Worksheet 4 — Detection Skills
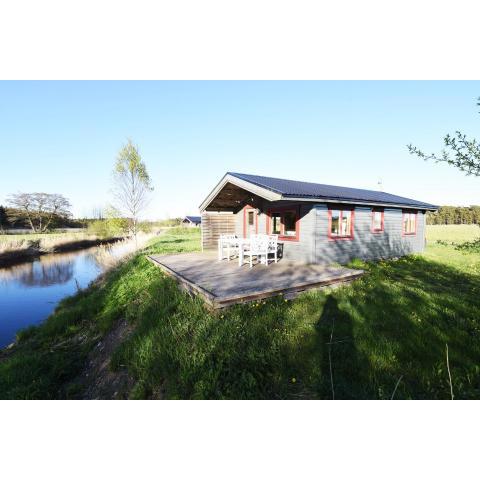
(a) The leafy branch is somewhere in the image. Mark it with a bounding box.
[407,97,480,177]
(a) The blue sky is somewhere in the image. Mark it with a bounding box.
[0,81,479,219]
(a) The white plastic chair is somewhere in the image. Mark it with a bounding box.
[218,234,238,261]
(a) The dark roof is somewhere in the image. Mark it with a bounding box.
[228,172,437,210]
[184,216,201,223]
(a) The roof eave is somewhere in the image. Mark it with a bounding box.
[199,173,282,211]
[282,196,437,211]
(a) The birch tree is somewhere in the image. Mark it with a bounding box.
[112,140,153,243]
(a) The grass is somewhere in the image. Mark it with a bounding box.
[1,225,479,399]
[426,224,480,243]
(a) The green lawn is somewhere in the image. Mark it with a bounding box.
[426,224,480,244]
[1,225,479,399]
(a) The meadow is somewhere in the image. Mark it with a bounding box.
[425,224,480,243]
[0,225,479,399]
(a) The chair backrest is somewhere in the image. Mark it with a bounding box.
[220,234,237,240]
[250,234,268,253]
[267,234,278,251]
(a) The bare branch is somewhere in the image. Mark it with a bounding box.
[6,193,72,232]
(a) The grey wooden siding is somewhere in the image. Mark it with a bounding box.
[232,201,426,264]
[201,212,235,250]
[312,205,425,264]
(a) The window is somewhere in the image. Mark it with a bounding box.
[267,207,299,241]
[403,212,416,235]
[248,211,254,226]
[271,213,281,234]
[329,208,354,239]
[371,210,384,233]
[283,211,296,237]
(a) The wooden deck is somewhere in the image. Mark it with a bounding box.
[147,252,364,309]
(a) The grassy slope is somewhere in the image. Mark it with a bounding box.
[1,226,479,399]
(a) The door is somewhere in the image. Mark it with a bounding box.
[244,207,258,237]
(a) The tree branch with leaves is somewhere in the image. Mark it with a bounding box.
[407,97,480,177]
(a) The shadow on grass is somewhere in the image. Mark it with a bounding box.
[109,253,480,399]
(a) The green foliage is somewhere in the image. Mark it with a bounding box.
[115,140,153,188]
[156,218,183,227]
[86,216,129,238]
[426,206,480,225]
[1,227,480,399]
[408,97,480,176]
[0,205,9,230]
[455,238,480,254]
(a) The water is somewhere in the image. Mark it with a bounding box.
[0,247,109,349]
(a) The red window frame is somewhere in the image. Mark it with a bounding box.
[328,207,355,240]
[266,206,300,242]
[402,211,417,236]
[371,209,385,234]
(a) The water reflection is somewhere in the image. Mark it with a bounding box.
[0,249,101,287]
[0,247,108,348]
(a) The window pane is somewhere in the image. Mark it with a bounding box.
[283,211,296,236]
[409,214,415,233]
[373,211,382,230]
[404,213,415,234]
[248,211,254,226]
[331,210,340,235]
[340,210,351,236]
[271,214,281,234]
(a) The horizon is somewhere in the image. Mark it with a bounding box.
[1,80,479,220]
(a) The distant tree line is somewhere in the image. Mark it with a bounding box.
[426,206,480,225]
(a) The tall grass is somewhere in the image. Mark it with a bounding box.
[0,232,100,254]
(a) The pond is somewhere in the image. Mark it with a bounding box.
[0,246,114,349]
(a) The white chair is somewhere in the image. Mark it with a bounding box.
[266,234,279,264]
[240,235,269,268]
[218,234,238,261]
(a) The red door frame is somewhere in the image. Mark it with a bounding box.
[243,205,258,238]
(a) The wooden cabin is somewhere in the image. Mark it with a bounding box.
[199,172,438,264]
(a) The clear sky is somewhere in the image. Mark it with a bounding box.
[1,81,479,219]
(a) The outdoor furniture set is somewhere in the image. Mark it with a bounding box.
[217,234,279,268]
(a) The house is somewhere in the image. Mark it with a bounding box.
[199,172,438,264]
[182,216,201,227]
